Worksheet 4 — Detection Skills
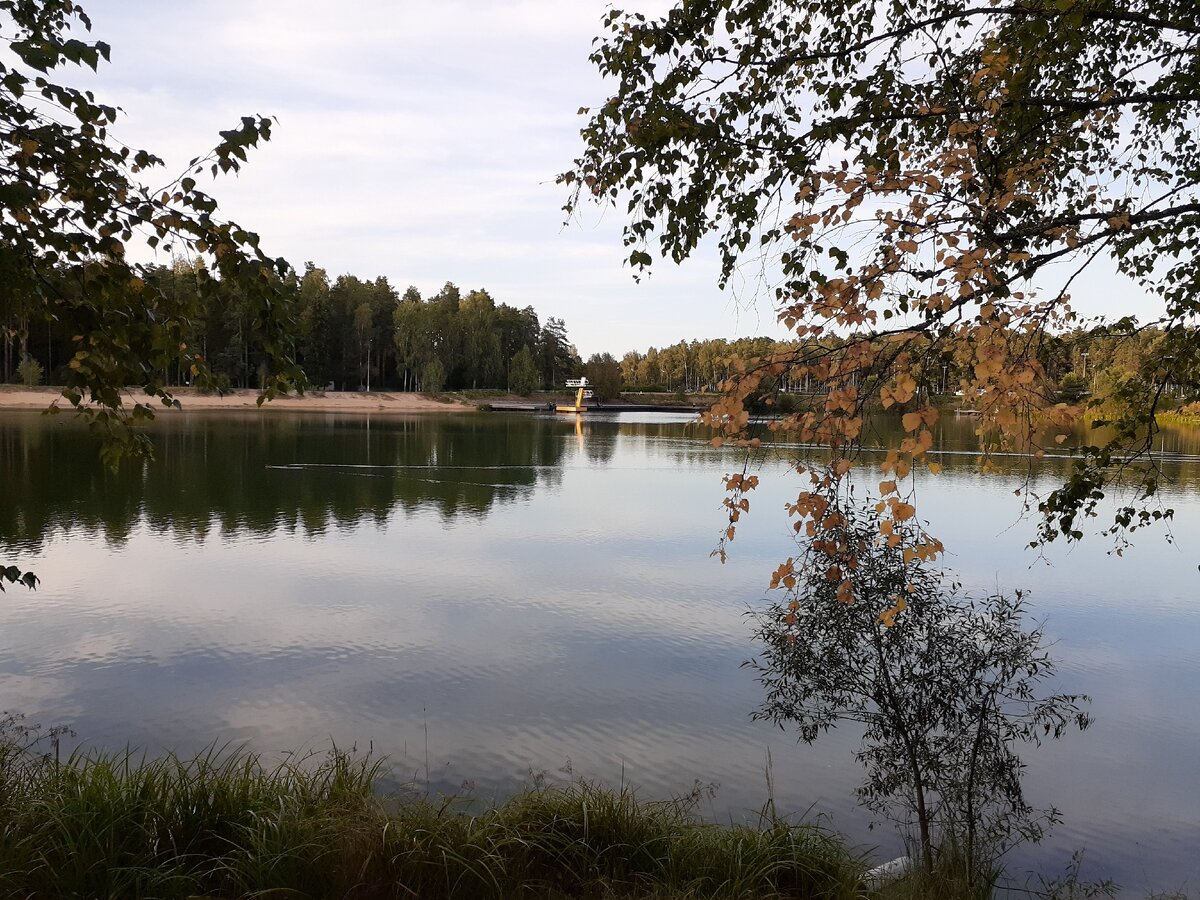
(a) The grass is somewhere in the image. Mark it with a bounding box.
[1,722,1180,899]
[0,724,866,899]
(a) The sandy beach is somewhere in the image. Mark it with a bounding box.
[0,386,476,414]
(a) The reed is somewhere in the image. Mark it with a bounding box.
[0,730,863,899]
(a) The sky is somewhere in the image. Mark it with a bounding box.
[71,0,1159,359]
[65,0,784,359]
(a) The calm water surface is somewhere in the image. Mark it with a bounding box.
[0,409,1197,893]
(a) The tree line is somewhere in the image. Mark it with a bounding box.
[5,253,1183,407]
[0,257,587,395]
[615,325,1196,404]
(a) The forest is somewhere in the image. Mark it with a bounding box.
[616,326,1190,404]
[0,257,584,395]
[2,253,1185,408]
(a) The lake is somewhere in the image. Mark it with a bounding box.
[0,408,1196,893]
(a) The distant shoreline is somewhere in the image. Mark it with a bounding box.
[0,386,475,414]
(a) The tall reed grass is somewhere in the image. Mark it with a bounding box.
[0,725,865,899]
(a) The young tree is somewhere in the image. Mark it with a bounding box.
[0,0,302,588]
[428,282,464,385]
[296,264,335,387]
[508,345,540,395]
[565,0,1199,560]
[460,289,502,389]
[393,286,425,392]
[16,353,41,387]
[420,357,446,394]
[749,497,1090,883]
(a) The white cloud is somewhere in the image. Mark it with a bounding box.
[63,0,790,357]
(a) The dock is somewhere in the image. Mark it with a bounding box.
[482,400,704,414]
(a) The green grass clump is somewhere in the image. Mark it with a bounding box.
[0,723,864,899]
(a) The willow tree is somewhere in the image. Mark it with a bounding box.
[0,0,302,588]
[564,0,1199,592]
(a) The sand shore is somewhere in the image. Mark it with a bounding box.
[0,386,476,414]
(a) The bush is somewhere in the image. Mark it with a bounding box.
[1057,372,1087,402]
[420,358,446,393]
[16,354,42,387]
[624,383,667,393]
[773,392,803,414]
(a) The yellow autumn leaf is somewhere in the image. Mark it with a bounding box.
[878,596,908,627]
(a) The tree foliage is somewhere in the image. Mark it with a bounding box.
[0,0,308,588]
[584,352,623,401]
[392,284,580,393]
[420,356,446,394]
[750,498,1090,882]
[565,0,1200,562]
[508,345,540,395]
[16,353,41,386]
[0,0,303,450]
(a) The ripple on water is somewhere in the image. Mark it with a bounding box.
[2,412,1200,894]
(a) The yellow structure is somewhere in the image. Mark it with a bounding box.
[556,377,593,413]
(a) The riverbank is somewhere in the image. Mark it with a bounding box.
[0,733,865,900]
[0,385,475,413]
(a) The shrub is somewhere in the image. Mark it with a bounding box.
[1057,372,1087,403]
[16,354,42,387]
[420,358,446,393]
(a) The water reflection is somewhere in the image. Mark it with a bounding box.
[5,409,1197,552]
[0,413,605,547]
[0,410,1197,893]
